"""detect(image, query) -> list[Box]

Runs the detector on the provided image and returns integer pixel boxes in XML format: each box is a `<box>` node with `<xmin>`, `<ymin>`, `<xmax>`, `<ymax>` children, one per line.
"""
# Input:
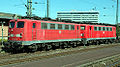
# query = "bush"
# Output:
<box><xmin>0</xmin><ymin>39</ymin><xmax>8</xmax><ymax>43</ymax></box>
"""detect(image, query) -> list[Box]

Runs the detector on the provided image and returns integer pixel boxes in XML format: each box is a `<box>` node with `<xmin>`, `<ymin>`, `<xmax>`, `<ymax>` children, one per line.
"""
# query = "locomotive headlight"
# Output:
<box><xmin>16</xmin><ymin>34</ymin><xmax>22</xmax><ymax>37</ymax></box>
<box><xmin>10</xmin><ymin>34</ymin><xmax>14</xmax><ymax>37</ymax></box>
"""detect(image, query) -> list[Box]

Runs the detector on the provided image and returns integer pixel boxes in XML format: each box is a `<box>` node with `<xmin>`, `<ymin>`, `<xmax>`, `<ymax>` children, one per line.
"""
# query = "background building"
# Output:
<box><xmin>0</xmin><ymin>26</ymin><xmax>8</xmax><ymax>40</ymax></box>
<box><xmin>57</xmin><ymin>11</ymin><xmax>99</xmax><ymax>23</ymax></box>
<box><xmin>0</xmin><ymin>12</ymin><xmax>21</xmax><ymax>40</ymax></box>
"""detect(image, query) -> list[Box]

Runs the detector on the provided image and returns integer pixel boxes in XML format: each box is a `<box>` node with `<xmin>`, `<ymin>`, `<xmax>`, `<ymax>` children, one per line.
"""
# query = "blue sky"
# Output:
<box><xmin>0</xmin><ymin>0</ymin><xmax>119</xmax><ymax>24</ymax></box>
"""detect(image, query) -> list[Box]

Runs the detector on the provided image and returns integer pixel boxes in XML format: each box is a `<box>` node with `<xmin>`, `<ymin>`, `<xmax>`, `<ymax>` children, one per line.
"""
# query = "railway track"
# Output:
<box><xmin>0</xmin><ymin>43</ymin><xmax>120</xmax><ymax>66</ymax></box>
<box><xmin>79</xmin><ymin>54</ymin><xmax>120</xmax><ymax>67</ymax></box>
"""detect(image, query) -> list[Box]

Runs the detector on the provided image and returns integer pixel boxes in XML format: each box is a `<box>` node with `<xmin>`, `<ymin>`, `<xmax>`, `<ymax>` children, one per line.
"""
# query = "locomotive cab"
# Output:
<box><xmin>9</xmin><ymin>20</ymin><xmax>25</xmax><ymax>41</ymax></box>
<box><xmin>4</xmin><ymin>19</ymin><xmax>26</xmax><ymax>51</ymax></box>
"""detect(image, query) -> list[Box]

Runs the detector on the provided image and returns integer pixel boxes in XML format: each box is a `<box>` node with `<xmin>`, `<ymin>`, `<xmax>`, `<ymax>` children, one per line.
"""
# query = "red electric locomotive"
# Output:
<box><xmin>4</xmin><ymin>19</ymin><xmax>116</xmax><ymax>52</ymax></box>
<box><xmin>80</xmin><ymin>25</ymin><xmax>116</xmax><ymax>44</ymax></box>
<box><xmin>6</xmin><ymin>19</ymin><xmax>83</xmax><ymax>51</ymax></box>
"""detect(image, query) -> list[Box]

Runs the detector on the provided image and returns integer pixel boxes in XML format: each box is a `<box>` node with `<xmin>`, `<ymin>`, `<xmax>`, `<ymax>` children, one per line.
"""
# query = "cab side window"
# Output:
<box><xmin>77</xmin><ymin>26</ymin><xmax>79</xmax><ymax>30</ymax></box>
<box><xmin>33</xmin><ymin>23</ymin><xmax>36</xmax><ymax>28</ymax></box>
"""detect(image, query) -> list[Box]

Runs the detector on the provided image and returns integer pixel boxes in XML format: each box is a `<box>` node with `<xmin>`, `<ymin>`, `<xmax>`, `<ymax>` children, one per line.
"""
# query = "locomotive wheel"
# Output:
<box><xmin>105</xmin><ymin>40</ymin><xmax>108</xmax><ymax>44</ymax></box>
<box><xmin>51</xmin><ymin>43</ymin><xmax>57</xmax><ymax>50</ymax></box>
<box><xmin>32</xmin><ymin>45</ymin><xmax>38</xmax><ymax>52</ymax></box>
<box><xmin>60</xmin><ymin>42</ymin><xmax>69</xmax><ymax>49</ymax></box>
<box><xmin>96</xmin><ymin>41</ymin><xmax>100</xmax><ymax>45</ymax></box>
<box><xmin>45</xmin><ymin>45</ymin><xmax>49</xmax><ymax>51</ymax></box>
<box><xmin>72</xmin><ymin>43</ymin><xmax>77</xmax><ymax>48</ymax></box>
<box><xmin>60</xmin><ymin>44</ymin><xmax>65</xmax><ymax>49</ymax></box>
<box><xmin>44</xmin><ymin>45</ymin><xmax>52</xmax><ymax>51</ymax></box>
<box><xmin>52</xmin><ymin>45</ymin><xmax>56</xmax><ymax>50</ymax></box>
<box><xmin>64</xmin><ymin>42</ymin><xmax>69</xmax><ymax>48</ymax></box>
<box><xmin>29</xmin><ymin>44</ymin><xmax>38</xmax><ymax>52</ymax></box>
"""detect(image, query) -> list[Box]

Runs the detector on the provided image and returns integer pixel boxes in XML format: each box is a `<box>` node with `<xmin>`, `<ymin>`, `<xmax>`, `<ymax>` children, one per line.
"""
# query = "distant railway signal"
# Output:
<box><xmin>0</xmin><ymin>22</ymin><xmax>5</xmax><ymax>47</ymax></box>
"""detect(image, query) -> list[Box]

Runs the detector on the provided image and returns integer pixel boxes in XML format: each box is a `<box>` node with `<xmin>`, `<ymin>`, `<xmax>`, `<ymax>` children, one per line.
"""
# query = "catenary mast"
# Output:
<box><xmin>27</xmin><ymin>0</ymin><xmax>32</xmax><ymax>17</ymax></box>
<box><xmin>47</xmin><ymin>0</ymin><xmax>49</xmax><ymax>18</ymax></box>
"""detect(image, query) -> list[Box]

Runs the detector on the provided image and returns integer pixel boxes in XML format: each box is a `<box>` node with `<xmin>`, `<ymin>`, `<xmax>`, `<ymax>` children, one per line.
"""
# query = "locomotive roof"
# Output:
<box><xmin>11</xmin><ymin>19</ymin><xmax>115</xmax><ymax>28</ymax></box>
<box><xmin>11</xmin><ymin>19</ymin><xmax>78</xmax><ymax>25</ymax></box>
<box><xmin>11</xmin><ymin>16</ymin><xmax>115</xmax><ymax>27</ymax></box>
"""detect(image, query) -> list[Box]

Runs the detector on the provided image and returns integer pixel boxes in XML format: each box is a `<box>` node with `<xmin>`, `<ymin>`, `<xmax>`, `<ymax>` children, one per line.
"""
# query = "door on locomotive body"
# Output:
<box><xmin>32</xmin><ymin>21</ymin><xmax>37</xmax><ymax>40</ymax></box>
<box><xmin>77</xmin><ymin>25</ymin><xmax>81</xmax><ymax>38</ymax></box>
<box><xmin>89</xmin><ymin>25</ymin><xmax>92</xmax><ymax>38</ymax></box>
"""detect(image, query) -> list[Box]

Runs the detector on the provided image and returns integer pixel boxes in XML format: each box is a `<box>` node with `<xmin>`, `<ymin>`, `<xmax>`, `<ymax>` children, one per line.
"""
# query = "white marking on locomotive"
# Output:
<box><xmin>103</xmin><ymin>32</ymin><xmax>105</xmax><ymax>34</ymax></box>
<box><xmin>59</xmin><ymin>30</ymin><xmax>61</xmax><ymax>34</ymax></box>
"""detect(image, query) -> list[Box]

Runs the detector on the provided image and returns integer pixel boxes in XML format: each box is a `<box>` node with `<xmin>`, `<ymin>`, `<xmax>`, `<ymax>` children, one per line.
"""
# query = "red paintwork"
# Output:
<box><xmin>8</xmin><ymin>19</ymin><xmax>116</xmax><ymax>44</ymax></box>
<box><xmin>9</xmin><ymin>19</ymin><xmax>80</xmax><ymax>41</ymax></box>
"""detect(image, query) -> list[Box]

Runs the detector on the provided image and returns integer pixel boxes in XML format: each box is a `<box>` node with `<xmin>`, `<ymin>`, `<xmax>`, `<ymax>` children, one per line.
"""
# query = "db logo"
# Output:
<box><xmin>59</xmin><ymin>30</ymin><xmax>61</xmax><ymax>34</ymax></box>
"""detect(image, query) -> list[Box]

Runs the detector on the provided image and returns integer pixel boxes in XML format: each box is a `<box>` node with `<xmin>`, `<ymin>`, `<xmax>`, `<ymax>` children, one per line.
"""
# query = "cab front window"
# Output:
<box><xmin>17</xmin><ymin>22</ymin><xmax>25</xmax><ymax>28</ymax></box>
<box><xmin>9</xmin><ymin>22</ymin><xmax>15</xmax><ymax>28</ymax></box>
